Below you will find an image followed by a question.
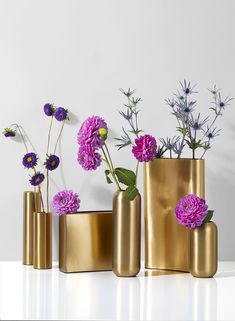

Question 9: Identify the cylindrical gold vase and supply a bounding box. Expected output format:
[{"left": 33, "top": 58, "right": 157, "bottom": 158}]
[
  {"left": 144, "top": 159, "right": 205, "bottom": 271},
  {"left": 190, "top": 222, "right": 217, "bottom": 278},
  {"left": 112, "top": 191, "right": 141, "bottom": 277},
  {"left": 33, "top": 212, "right": 52, "bottom": 269},
  {"left": 23, "top": 191, "right": 41, "bottom": 265}
]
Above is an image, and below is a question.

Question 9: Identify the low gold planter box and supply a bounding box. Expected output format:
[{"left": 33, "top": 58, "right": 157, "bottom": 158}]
[{"left": 59, "top": 211, "right": 112, "bottom": 273}]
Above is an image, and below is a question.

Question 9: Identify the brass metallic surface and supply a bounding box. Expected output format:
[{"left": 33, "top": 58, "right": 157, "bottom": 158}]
[
  {"left": 112, "top": 191, "right": 141, "bottom": 277},
  {"left": 59, "top": 211, "right": 112, "bottom": 273},
  {"left": 190, "top": 222, "right": 218, "bottom": 278},
  {"left": 33, "top": 212, "right": 52, "bottom": 269},
  {"left": 144, "top": 159, "right": 205, "bottom": 271},
  {"left": 23, "top": 191, "right": 41, "bottom": 265}
]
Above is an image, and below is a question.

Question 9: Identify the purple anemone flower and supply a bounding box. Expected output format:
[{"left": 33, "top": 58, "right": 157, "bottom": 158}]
[
  {"left": 44, "top": 103, "right": 54, "bottom": 116},
  {"left": 52, "top": 190, "right": 81, "bottom": 215},
  {"left": 175, "top": 194, "right": 208, "bottom": 228},
  {"left": 132, "top": 134, "right": 157, "bottom": 162},
  {"left": 54, "top": 107, "right": 68, "bottom": 121},
  {"left": 22, "top": 152, "right": 38, "bottom": 169},
  {"left": 3, "top": 128, "right": 16, "bottom": 137},
  {"left": 29, "top": 172, "right": 45, "bottom": 186},
  {"left": 44, "top": 154, "right": 60, "bottom": 171}
]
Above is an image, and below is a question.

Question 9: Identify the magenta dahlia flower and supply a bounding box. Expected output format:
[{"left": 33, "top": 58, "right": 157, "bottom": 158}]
[
  {"left": 132, "top": 134, "right": 157, "bottom": 162},
  {"left": 175, "top": 194, "right": 208, "bottom": 228},
  {"left": 52, "top": 190, "right": 81, "bottom": 215},
  {"left": 77, "top": 115, "right": 108, "bottom": 149},
  {"left": 77, "top": 145, "right": 102, "bottom": 170}
]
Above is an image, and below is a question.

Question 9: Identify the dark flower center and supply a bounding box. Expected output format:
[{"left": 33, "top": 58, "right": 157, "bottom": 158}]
[
  {"left": 219, "top": 102, "right": 225, "bottom": 107},
  {"left": 208, "top": 133, "right": 213, "bottom": 138},
  {"left": 184, "top": 107, "right": 190, "bottom": 113},
  {"left": 35, "top": 177, "right": 40, "bottom": 183},
  {"left": 185, "top": 88, "right": 190, "bottom": 94},
  {"left": 51, "top": 160, "right": 56, "bottom": 167}
]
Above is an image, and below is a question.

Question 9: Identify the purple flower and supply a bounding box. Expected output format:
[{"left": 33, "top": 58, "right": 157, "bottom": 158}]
[
  {"left": 175, "top": 194, "right": 208, "bottom": 228},
  {"left": 54, "top": 107, "right": 68, "bottom": 121},
  {"left": 3, "top": 128, "right": 16, "bottom": 137},
  {"left": 77, "top": 116, "right": 108, "bottom": 149},
  {"left": 29, "top": 172, "right": 45, "bottom": 186},
  {"left": 22, "top": 152, "right": 38, "bottom": 169},
  {"left": 132, "top": 134, "right": 157, "bottom": 162},
  {"left": 52, "top": 190, "right": 81, "bottom": 215},
  {"left": 44, "top": 154, "right": 60, "bottom": 171},
  {"left": 77, "top": 145, "right": 102, "bottom": 170},
  {"left": 44, "top": 103, "right": 54, "bottom": 116}
]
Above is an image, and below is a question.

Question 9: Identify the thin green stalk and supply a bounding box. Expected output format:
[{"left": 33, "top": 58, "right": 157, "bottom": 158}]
[
  {"left": 46, "top": 116, "right": 54, "bottom": 155},
  {"left": 46, "top": 170, "right": 49, "bottom": 213},
  {"left": 11, "top": 123, "right": 28, "bottom": 153},
  {"left": 135, "top": 161, "right": 139, "bottom": 186},
  {"left": 54, "top": 120, "right": 65, "bottom": 154},
  {"left": 101, "top": 146, "right": 121, "bottom": 191},
  {"left": 38, "top": 185, "right": 45, "bottom": 213}
]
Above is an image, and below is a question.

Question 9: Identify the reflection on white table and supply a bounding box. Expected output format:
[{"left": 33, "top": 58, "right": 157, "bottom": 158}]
[{"left": 0, "top": 261, "right": 235, "bottom": 320}]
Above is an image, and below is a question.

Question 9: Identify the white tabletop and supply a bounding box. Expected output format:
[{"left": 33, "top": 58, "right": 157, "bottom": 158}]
[{"left": 0, "top": 261, "right": 234, "bottom": 320}]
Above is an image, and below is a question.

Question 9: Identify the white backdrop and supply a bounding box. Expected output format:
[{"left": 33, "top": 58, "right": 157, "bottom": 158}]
[{"left": 0, "top": 0, "right": 234, "bottom": 261}]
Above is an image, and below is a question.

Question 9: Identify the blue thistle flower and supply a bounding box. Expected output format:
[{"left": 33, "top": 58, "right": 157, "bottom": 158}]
[
  {"left": 189, "top": 114, "right": 209, "bottom": 131},
  {"left": 205, "top": 127, "right": 221, "bottom": 140},
  {"left": 180, "top": 80, "right": 197, "bottom": 95}
]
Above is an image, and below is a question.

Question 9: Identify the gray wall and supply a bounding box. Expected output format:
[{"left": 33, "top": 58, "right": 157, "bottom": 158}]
[{"left": 0, "top": 0, "right": 234, "bottom": 261}]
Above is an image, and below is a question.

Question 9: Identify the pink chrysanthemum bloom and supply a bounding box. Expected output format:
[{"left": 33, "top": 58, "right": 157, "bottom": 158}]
[
  {"left": 175, "top": 194, "right": 208, "bottom": 228},
  {"left": 77, "top": 115, "right": 108, "bottom": 149},
  {"left": 53, "top": 190, "right": 81, "bottom": 215},
  {"left": 77, "top": 145, "right": 102, "bottom": 171},
  {"left": 132, "top": 134, "right": 157, "bottom": 162}
]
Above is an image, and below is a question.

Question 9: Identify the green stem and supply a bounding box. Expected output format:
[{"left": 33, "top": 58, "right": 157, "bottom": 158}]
[
  {"left": 135, "top": 161, "right": 139, "bottom": 186},
  {"left": 46, "top": 116, "right": 54, "bottom": 155},
  {"left": 54, "top": 120, "right": 65, "bottom": 154},
  {"left": 11, "top": 123, "right": 28, "bottom": 153},
  {"left": 101, "top": 146, "right": 121, "bottom": 191},
  {"left": 46, "top": 170, "right": 49, "bottom": 213},
  {"left": 38, "top": 185, "right": 45, "bottom": 213}
]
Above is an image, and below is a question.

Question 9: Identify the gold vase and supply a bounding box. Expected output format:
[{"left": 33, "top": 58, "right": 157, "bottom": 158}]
[
  {"left": 112, "top": 191, "right": 141, "bottom": 277},
  {"left": 23, "top": 191, "right": 41, "bottom": 265},
  {"left": 144, "top": 158, "right": 205, "bottom": 271},
  {"left": 33, "top": 212, "right": 52, "bottom": 269},
  {"left": 190, "top": 222, "right": 218, "bottom": 278},
  {"left": 59, "top": 211, "right": 112, "bottom": 273}
]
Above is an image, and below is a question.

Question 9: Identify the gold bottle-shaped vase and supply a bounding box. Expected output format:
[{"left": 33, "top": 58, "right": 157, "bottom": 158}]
[
  {"left": 23, "top": 191, "right": 41, "bottom": 265},
  {"left": 33, "top": 212, "right": 52, "bottom": 269},
  {"left": 144, "top": 158, "right": 205, "bottom": 271},
  {"left": 112, "top": 191, "right": 141, "bottom": 277},
  {"left": 190, "top": 222, "right": 218, "bottom": 278}
]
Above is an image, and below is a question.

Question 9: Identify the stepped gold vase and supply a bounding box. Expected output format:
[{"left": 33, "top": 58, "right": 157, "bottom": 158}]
[
  {"left": 112, "top": 191, "right": 141, "bottom": 277},
  {"left": 33, "top": 212, "right": 52, "bottom": 269},
  {"left": 190, "top": 222, "right": 218, "bottom": 278},
  {"left": 23, "top": 191, "right": 41, "bottom": 265},
  {"left": 59, "top": 211, "right": 112, "bottom": 273},
  {"left": 144, "top": 158, "right": 205, "bottom": 271}
]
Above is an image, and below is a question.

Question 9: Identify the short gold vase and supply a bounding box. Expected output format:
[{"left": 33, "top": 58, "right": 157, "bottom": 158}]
[
  {"left": 23, "top": 191, "right": 41, "bottom": 265},
  {"left": 33, "top": 212, "right": 52, "bottom": 269},
  {"left": 112, "top": 191, "right": 141, "bottom": 277},
  {"left": 190, "top": 222, "right": 218, "bottom": 278},
  {"left": 144, "top": 158, "right": 205, "bottom": 271}
]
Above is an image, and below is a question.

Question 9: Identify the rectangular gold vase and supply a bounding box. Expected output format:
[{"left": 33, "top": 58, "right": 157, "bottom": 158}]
[
  {"left": 144, "top": 159, "right": 205, "bottom": 272},
  {"left": 59, "top": 211, "right": 112, "bottom": 273}
]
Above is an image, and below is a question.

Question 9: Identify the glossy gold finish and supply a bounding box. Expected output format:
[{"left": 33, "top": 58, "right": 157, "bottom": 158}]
[
  {"left": 112, "top": 191, "right": 141, "bottom": 277},
  {"left": 33, "top": 212, "right": 52, "bottom": 269},
  {"left": 144, "top": 159, "right": 205, "bottom": 271},
  {"left": 23, "top": 191, "right": 41, "bottom": 265},
  {"left": 190, "top": 222, "right": 218, "bottom": 278},
  {"left": 59, "top": 211, "right": 112, "bottom": 273}
]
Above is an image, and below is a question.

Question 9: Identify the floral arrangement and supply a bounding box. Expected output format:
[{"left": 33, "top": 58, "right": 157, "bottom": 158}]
[
  {"left": 77, "top": 92, "right": 157, "bottom": 201},
  {"left": 3, "top": 103, "right": 69, "bottom": 212},
  {"left": 52, "top": 190, "right": 81, "bottom": 215},
  {"left": 157, "top": 80, "right": 233, "bottom": 159},
  {"left": 175, "top": 194, "right": 214, "bottom": 228}
]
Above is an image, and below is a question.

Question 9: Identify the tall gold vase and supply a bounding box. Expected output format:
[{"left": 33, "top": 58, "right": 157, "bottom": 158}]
[
  {"left": 190, "top": 222, "right": 218, "bottom": 278},
  {"left": 144, "top": 158, "right": 205, "bottom": 271},
  {"left": 33, "top": 212, "right": 52, "bottom": 269},
  {"left": 23, "top": 191, "right": 41, "bottom": 265},
  {"left": 112, "top": 191, "right": 141, "bottom": 277}
]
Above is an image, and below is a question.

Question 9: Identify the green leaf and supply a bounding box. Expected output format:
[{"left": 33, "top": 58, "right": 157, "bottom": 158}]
[
  {"left": 203, "top": 210, "right": 214, "bottom": 224},
  {"left": 115, "top": 167, "right": 136, "bottom": 186},
  {"left": 125, "top": 185, "right": 139, "bottom": 201},
  {"left": 105, "top": 170, "right": 112, "bottom": 184},
  {"left": 177, "top": 127, "right": 188, "bottom": 136}
]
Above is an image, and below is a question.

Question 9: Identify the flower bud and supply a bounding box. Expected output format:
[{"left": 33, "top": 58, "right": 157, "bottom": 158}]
[{"left": 98, "top": 128, "right": 108, "bottom": 141}]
